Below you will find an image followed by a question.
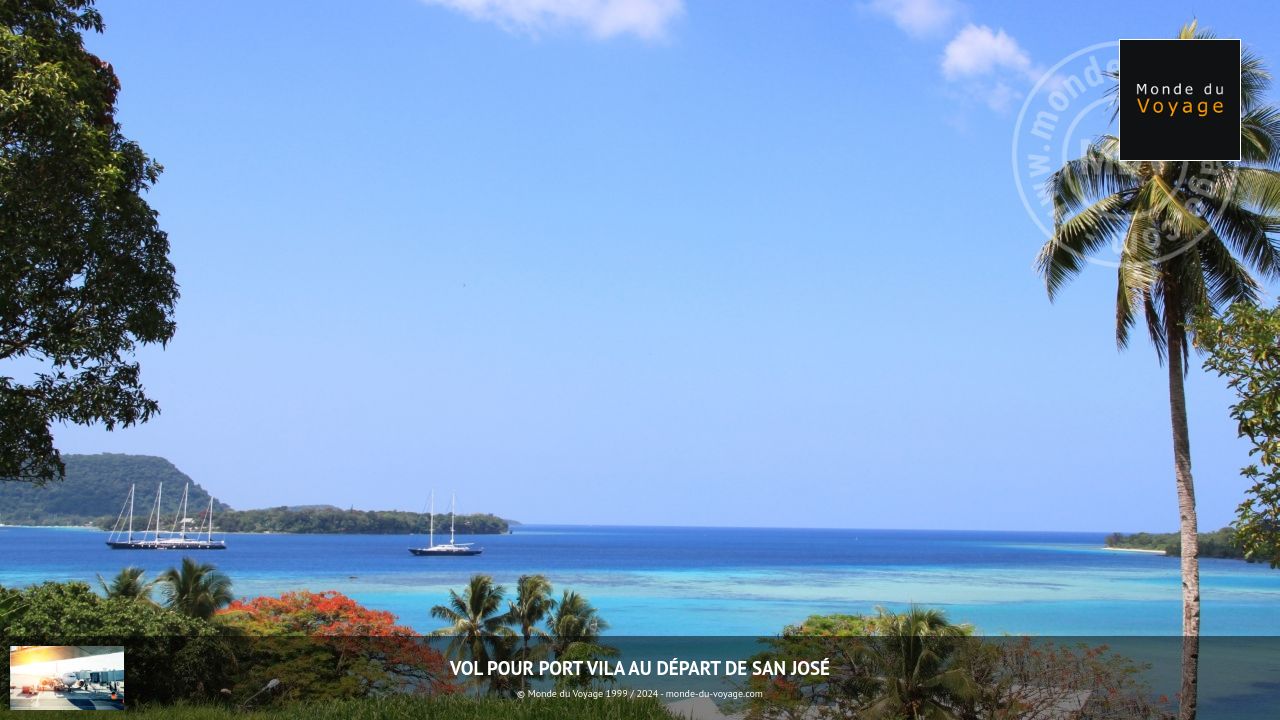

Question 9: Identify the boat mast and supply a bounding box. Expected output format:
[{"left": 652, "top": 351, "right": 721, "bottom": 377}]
[
  {"left": 127, "top": 484, "right": 135, "bottom": 542},
  {"left": 151, "top": 483, "right": 163, "bottom": 542},
  {"left": 450, "top": 492, "right": 456, "bottom": 544},
  {"left": 429, "top": 490, "right": 435, "bottom": 547},
  {"left": 109, "top": 484, "right": 133, "bottom": 543},
  {"left": 206, "top": 496, "right": 214, "bottom": 542},
  {"left": 171, "top": 483, "right": 189, "bottom": 538}
]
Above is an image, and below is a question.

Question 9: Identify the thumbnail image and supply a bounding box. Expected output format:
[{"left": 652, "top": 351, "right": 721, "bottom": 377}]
[{"left": 9, "top": 646, "right": 124, "bottom": 711}]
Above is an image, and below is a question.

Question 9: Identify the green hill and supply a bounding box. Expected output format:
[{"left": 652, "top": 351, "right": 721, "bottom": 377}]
[
  {"left": 0, "top": 453, "right": 509, "bottom": 534},
  {"left": 0, "top": 453, "right": 226, "bottom": 527}
]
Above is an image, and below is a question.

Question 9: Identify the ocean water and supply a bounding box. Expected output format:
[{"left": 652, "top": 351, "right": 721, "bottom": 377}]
[{"left": 1, "top": 524, "right": 1277, "bottom": 636}]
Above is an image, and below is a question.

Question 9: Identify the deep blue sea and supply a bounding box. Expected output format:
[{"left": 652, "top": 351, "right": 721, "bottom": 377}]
[{"left": 1, "top": 524, "right": 1277, "bottom": 636}]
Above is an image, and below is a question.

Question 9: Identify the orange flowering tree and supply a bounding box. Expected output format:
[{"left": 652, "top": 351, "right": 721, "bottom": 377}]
[{"left": 218, "top": 590, "right": 456, "bottom": 702}]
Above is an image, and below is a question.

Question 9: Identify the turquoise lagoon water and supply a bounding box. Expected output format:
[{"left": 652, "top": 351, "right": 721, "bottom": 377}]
[{"left": 1, "top": 524, "right": 1277, "bottom": 636}]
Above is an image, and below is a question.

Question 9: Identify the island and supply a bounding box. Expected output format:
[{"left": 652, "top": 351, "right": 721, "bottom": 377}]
[
  {"left": 1105, "top": 527, "right": 1254, "bottom": 561},
  {"left": 0, "top": 453, "right": 511, "bottom": 535}
]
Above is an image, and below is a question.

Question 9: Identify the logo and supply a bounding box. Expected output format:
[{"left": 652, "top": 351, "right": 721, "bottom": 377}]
[{"left": 1119, "top": 39, "right": 1241, "bottom": 161}]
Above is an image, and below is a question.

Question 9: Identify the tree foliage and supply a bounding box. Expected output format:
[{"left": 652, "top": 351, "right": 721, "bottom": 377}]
[
  {"left": 1, "top": 0, "right": 178, "bottom": 485},
  {"left": 743, "top": 610, "right": 1173, "bottom": 720},
  {"left": 97, "top": 565, "right": 157, "bottom": 603},
  {"left": 218, "top": 590, "right": 457, "bottom": 701},
  {"left": 1194, "top": 302, "right": 1280, "bottom": 567},
  {"left": 158, "top": 557, "right": 234, "bottom": 620},
  {"left": 214, "top": 506, "right": 509, "bottom": 535},
  {"left": 1104, "top": 527, "right": 1256, "bottom": 561},
  {"left": 0, "top": 580, "right": 234, "bottom": 704},
  {"left": 430, "top": 575, "right": 615, "bottom": 695}
]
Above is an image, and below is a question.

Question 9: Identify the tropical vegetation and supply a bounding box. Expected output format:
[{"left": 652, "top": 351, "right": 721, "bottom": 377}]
[
  {"left": 3, "top": 560, "right": 457, "bottom": 707},
  {"left": 1194, "top": 301, "right": 1280, "bottom": 567},
  {"left": 0, "top": 0, "right": 179, "bottom": 487},
  {"left": 159, "top": 558, "right": 235, "bottom": 620},
  {"left": 118, "top": 696, "right": 674, "bottom": 720},
  {"left": 1, "top": 579, "right": 236, "bottom": 704},
  {"left": 217, "top": 590, "right": 455, "bottom": 699},
  {"left": 743, "top": 609, "right": 1172, "bottom": 720},
  {"left": 430, "top": 574, "right": 615, "bottom": 694},
  {"left": 213, "top": 506, "right": 508, "bottom": 535},
  {"left": 98, "top": 566, "right": 159, "bottom": 603},
  {"left": 1034, "top": 20, "right": 1280, "bottom": 720},
  {"left": 1105, "top": 527, "right": 1257, "bottom": 561}
]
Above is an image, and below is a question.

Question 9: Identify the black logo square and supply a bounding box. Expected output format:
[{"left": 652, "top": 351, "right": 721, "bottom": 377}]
[{"left": 1119, "top": 39, "right": 1240, "bottom": 161}]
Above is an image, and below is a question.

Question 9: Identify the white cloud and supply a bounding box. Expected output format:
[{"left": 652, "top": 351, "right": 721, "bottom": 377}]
[
  {"left": 941, "top": 24, "right": 1035, "bottom": 81},
  {"left": 862, "top": 0, "right": 962, "bottom": 38},
  {"left": 939, "top": 24, "right": 1044, "bottom": 112},
  {"left": 419, "top": 0, "right": 684, "bottom": 40},
  {"left": 981, "top": 80, "right": 1015, "bottom": 111}
]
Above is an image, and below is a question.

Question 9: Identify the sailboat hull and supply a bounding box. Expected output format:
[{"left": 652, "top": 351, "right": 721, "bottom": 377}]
[
  {"left": 408, "top": 547, "right": 482, "bottom": 556},
  {"left": 106, "top": 540, "right": 227, "bottom": 550}
]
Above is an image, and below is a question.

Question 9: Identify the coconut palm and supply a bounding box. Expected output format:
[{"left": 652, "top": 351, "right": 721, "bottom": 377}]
[
  {"left": 156, "top": 557, "right": 234, "bottom": 619},
  {"left": 506, "top": 574, "right": 555, "bottom": 652},
  {"left": 546, "top": 589, "right": 608, "bottom": 658},
  {"left": 545, "top": 589, "right": 616, "bottom": 689},
  {"left": 430, "top": 574, "right": 516, "bottom": 677},
  {"left": 502, "top": 574, "right": 554, "bottom": 690},
  {"left": 861, "top": 607, "right": 975, "bottom": 720},
  {"left": 97, "top": 566, "right": 156, "bottom": 604},
  {"left": 1036, "top": 21, "right": 1280, "bottom": 720}
]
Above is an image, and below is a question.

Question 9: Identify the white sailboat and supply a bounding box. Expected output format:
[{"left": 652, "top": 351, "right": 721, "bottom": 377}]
[
  {"left": 409, "top": 491, "right": 483, "bottom": 556},
  {"left": 106, "top": 482, "right": 227, "bottom": 550}
]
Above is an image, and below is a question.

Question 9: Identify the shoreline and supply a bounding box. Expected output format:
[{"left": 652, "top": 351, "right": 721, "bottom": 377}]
[
  {"left": 0, "top": 523, "right": 99, "bottom": 531},
  {"left": 0, "top": 525, "right": 511, "bottom": 537},
  {"left": 1102, "top": 546, "right": 1169, "bottom": 554}
]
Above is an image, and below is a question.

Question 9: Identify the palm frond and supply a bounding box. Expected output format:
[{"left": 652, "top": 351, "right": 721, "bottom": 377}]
[
  {"left": 1038, "top": 193, "right": 1131, "bottom": 298},
  {"left": 1143, "top": 289, "right": 1167, "bottom": 359},
  {"left": 1202, "top": 169, "right": 1280, "bottom": 276},
  {"left": 1148, "top": 175, "right": 1211, "bottom": 240},
  {"left": 1115, "top": 212, "right": 1159, "bottom": 349},
  {"left": 1242, "top": 48, "right": 1273, "bottom": 115},
  {"left": 1195, "top": 231, "right": 1262, "bottom": 309},
  {"left": 1241, "top": 105, "right": 1280, "bottom": 165},
  {"left": 1048, "top": 143, "right": 1139, "bottom": 222}
]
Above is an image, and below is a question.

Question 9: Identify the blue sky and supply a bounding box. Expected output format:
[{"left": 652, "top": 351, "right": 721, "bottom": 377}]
[{"left": 55, "top": 0, "right": 1280, "bottom": 530}]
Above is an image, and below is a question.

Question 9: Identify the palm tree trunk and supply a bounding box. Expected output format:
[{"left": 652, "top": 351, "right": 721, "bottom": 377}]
[{"left": 1165, "top": 296, "right": 1200, "bottom": 720}]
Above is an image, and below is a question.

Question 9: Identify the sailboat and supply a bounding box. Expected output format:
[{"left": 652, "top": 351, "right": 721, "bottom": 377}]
[
  {"left": 106, "top": 482, "right": 227, "bottom": 550},
  {"left": 409, "top": 491, "right": 483, "bottom": 556}
]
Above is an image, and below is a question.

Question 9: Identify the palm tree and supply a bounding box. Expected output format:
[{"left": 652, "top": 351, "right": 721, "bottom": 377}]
[
  {"left": 506, "top": 574, "right": 555, "bottom": 653},
  {"left": 503, "top": 574, "right": 554, "bottom": 690},
  {"left": 430, "top": 574, "right": 515, "bottom": 687},
  {"left": 97, "top": 566, "right": 157, "bottom": 604},
  {"left": 546, "top": 589, "right": 616, "bottom": 689},
  {"left": 1036, "top": 21, "right": 1280, "bottom": 720},
  {"left": 861, "top": 607, "right": 975, "bottom": 720},
  {"left": 547, "top": 589, "right": 608, "bottom": 658},
  {"left": 157, "top": 557, "right": 234, "bottom": 619}
]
